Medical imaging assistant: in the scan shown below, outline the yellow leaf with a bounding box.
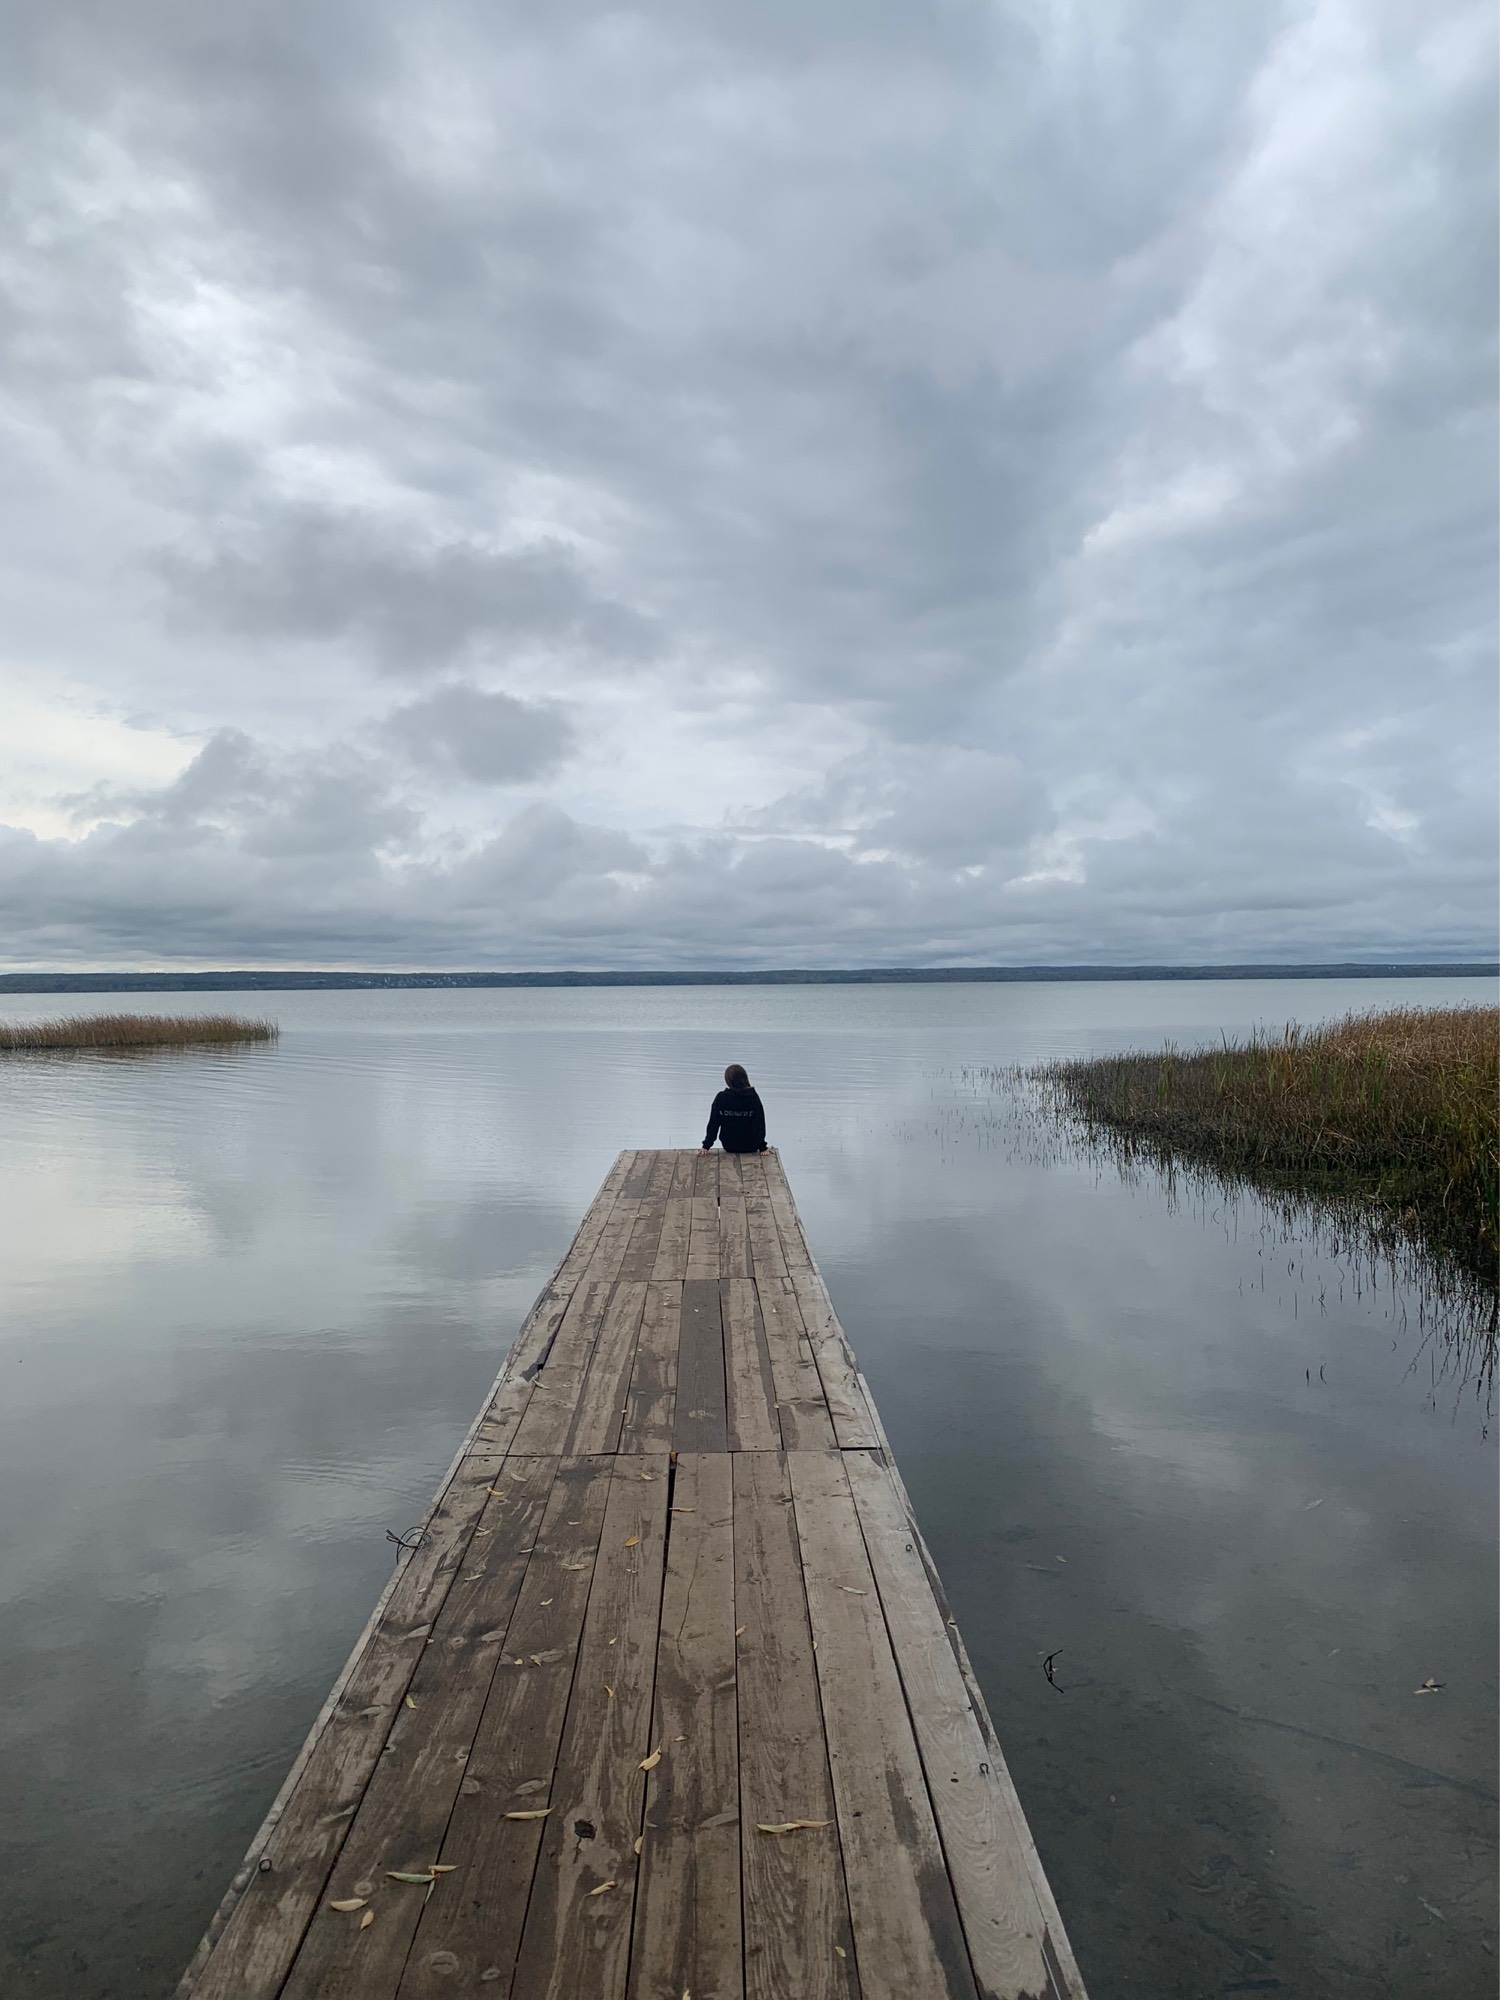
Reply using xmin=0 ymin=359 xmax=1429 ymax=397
xmin=605 ymin=1685 xmax=615 ymax=1699
xmin=639 ymin=1747 xmax=663 ymax=1771
xmin=405 ymin=1695 xmax=417 ymax=1710
xmin=756 ymin=1819 xmax=831 ymax=1835
xmin=639 ymin=1472 xmax=654 ymax=1481
xmin=734 ymin=1625 xmax=746 ymax=1637
xmin=624 ymin=1536 xmax=640 ymax=1548
xmin=359 ymin=1909 xmax=375 ymax=1930
xmin=587 ymin=1880 xmax=619 ymax=1896
xmin=671 ymin=1507 xmax=696 ymax=1514
xmin=483 ymin=1488 xmax=507 ymax=1498
xmin=329 ymin=1898 xmax=367 ymax=1912
xmin=503 ymin=1808 xmax=552 ymax=1821
xmin=430 ymin=1864 xmax=458 ymax=1873
xmin=634 ymin=1834 xmax=644 ymax=1856
xmin=834 ymin=1944 xmax=847 ymax=1959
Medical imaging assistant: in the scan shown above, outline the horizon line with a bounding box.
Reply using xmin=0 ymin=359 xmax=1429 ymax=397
xmin=0 ymin=960 xmax=1495 ymax=994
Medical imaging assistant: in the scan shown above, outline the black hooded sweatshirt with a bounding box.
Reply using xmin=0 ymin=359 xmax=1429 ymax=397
xmin=702 ymin=1085 xmax=767 ymax=1153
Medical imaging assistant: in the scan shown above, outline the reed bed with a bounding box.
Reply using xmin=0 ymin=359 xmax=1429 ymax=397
xmin=0 ymin=1012 xmax=279 ymax=1052
xmin=1042 ymin=1005 xmax=1498 ymax=1293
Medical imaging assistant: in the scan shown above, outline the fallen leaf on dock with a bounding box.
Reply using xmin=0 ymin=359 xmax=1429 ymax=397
xmin=639 ymin=1472 xmax=654 ymax=1482
xmin=386 ymin=1871 xmax=438 ymax=1884
xmin=837 ymin=1586 xmax=866 ymax=1595
xmin=605 ymin=1685 xmax=614 ymax=1699
xmin=640 ymin=1747 xmax=663 ymax=1771
xmin=405 ymin=1695 xmax=417 ymax=1710
xmin=1419 ymin=1898 xmax=1445 ymax=1920
xmin=513 ymin=1778 xmax=546 ymax=1794
xmin=834 ymin=1945 xmax=847 ymax=1960
xmin=430 ymin=1865 xmax=458 ymax=1873
xmin=504 ymin=1808 xmax=552 ymax=1821
xmin=483 ymin=1488 xmax=507 ymax=1498
xmin=624 ymin=1536 xmax=640 ymax=1548
xmin=329 ymin=1898 xmax=367 ymax=1912
xmin=359 ymin=1910 xmax=375 ymax=1929
xmin=560 ymin=1560 xmax=590 ymax=1571
xmin=671 ymin=1507 xmax=696 ymax=1513
xmin=756 ymin=1819 xmax=831 ymax=1835
xmin=735 ymin=1625 xmax=746 ymax=1637
xmin=587 ymin=1880 xmax=618 ymax=1896
xmin=1414 ymin=1678 xmax=1444 ymax=1694
xmin=634 ymin=1835 xmax=644 ymax=1856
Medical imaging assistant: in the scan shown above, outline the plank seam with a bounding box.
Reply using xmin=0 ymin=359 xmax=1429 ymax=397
xmin=782 ymin=1452 xmax=873 ymax=2000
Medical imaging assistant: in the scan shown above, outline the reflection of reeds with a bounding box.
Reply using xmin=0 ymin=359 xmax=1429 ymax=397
xmin=1039 ymin=1006 xmax=1498 ymax=1301
xmin=0 ymin=1012 xmax=279 ymax=1052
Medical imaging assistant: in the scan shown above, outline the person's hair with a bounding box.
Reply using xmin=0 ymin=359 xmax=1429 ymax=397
xmin=723 ymin=1063 xmax=750 ymax=1089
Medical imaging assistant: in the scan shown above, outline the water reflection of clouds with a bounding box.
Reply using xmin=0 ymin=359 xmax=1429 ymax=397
xmin=0 ymin=985 xmax=1493 ymax=1999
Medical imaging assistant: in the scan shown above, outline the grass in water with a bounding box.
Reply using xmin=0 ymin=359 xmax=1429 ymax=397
xmin=0 ymin=1012 xmax=279 ymax=1052
xmin=1042 ymin=1006 xmax=1498 ymax=1298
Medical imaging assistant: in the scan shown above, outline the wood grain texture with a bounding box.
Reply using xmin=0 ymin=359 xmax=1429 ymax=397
xmin=279 ymin=1455 xmax=560 ymax=1999
xmin=394 ymin=1455 xmax=616 ymax=1999
xmin=760 ymin=1159 xmax=816 ymax=1276
xmin=650 ymin=1200 xmax=691 ymax=1282
xmin=788 ymin=1449 xmax=979 ymax=2000
xmin=718 ymin=1179 xmax=750 ymax=1278
xmin=756 ymin=1275 xmax=836 ymax=1452
xmin=183 ymin=1456 xmax=504 ymax=2000
xmin=741 ymin=1168 xmax=790 ymax=1283
xmin=567 ymin=1280 xmax=648 ymax=1453
xmin=465 ymin=1285 xmax=570 ymax=1455
xmin=844 ymin=1448 xmax=1061 ymax=2000
xmin=627 ymin=1453 xmax=740 ymax=2000
xmin=733 ymin=1451 xmax=857 ymax=2000
xmin=780 ymin=1268 xmax=882 ymax=1450
xmin=508 ymin=1453 xmax=672 ymax=2000
xmin=686 ymin=1193 xmax=721 ymax=1278
xmin=553 ymin=1152 xmax=633 ymax=1289
xmin=618 ymin=1200 xmax=668 ymax=1282
xmin=722 ymin=1276 xmax=781 ymax=1452
xmin=508 ymin=1214 xmax=633 ymax=1454
xmin=674 ymin=1277 xmax=729 ymax=1452
xmin=619 ymin=1282 xmax=681 ymax=1452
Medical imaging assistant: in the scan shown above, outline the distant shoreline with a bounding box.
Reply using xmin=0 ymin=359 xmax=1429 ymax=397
xmin=0 ymin=963 xmax=1494 ymax=994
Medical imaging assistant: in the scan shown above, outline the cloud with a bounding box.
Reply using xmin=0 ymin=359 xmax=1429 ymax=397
xmin=382 ymin=683 xmax=575 ymax=784
xmin=0 ymin=0 xmax=1492 ymax=967
xmin=153 ymin=510 xmax=656 ymax=676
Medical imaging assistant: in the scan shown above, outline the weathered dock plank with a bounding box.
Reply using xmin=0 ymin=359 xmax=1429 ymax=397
xmin=181 ymin=1150 xmax=1085 ymax=2000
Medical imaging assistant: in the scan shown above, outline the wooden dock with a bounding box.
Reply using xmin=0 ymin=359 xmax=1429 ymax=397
xmin=180 ymin=1150 xmax=1085 ymax=2000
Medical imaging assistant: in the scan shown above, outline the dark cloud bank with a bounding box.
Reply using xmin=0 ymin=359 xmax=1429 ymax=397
xmin=0 ymin=0 xmax=1494 ymax=968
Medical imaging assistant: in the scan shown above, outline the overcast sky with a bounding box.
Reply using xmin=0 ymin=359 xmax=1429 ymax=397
xmin=1 ymin=0 xmax=1495 ymax=969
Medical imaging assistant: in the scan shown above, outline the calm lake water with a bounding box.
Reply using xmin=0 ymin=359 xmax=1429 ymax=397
xmin=0 ymin=978 xmax=1495 ymax=1999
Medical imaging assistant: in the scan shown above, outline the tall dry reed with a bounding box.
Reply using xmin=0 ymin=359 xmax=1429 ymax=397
xmin=0 ymin=1012 xmax=279 ymax=1051
xmin=1044 ymin=1005 xmax=1498 ymax=1291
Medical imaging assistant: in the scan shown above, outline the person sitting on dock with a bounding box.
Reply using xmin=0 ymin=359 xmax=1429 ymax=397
xmin=702 ymin=1063 xmax=769 ymax=1153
